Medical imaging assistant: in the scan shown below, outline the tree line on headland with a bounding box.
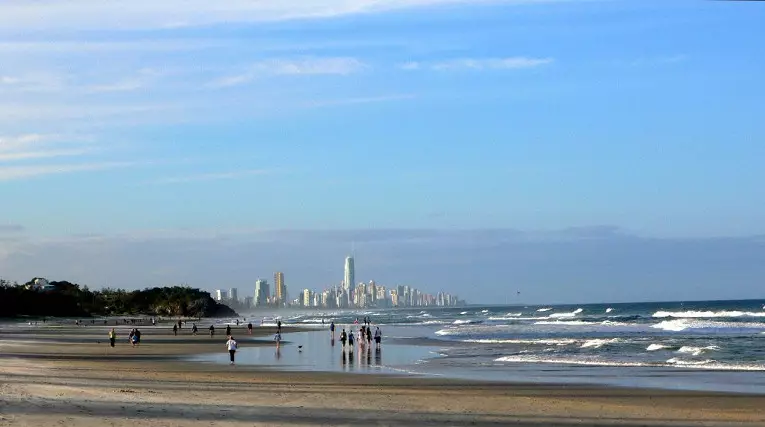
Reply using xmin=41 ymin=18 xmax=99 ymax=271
xmin=0 ymin=278 xmax=238 ymax=318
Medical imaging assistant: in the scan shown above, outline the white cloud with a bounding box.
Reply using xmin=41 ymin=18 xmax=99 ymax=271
xmin=0 ymin=161 xmax=137 ymax=182
xmin=402 ymin=57 xmax=554 ymax=71
xmin=0 ymin=1 xmax=556 ymax=32
xmin=155 ymin=169 xmax=271 ymax=184
xmin=0 ymin=148 xmax=92 ymax=162
xmin=629 ymin=54 xmax=688 ymax=67
xmin=211 ymin=57 xmax=367 ymax=88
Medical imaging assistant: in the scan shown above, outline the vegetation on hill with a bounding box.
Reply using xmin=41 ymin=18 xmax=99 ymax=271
xmin=0 ymin=279 xmax=238 ymax=318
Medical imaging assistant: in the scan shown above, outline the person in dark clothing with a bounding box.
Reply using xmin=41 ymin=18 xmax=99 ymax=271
xmin=340 ymin=329 xmax=347 ymax=349
xmin=173 ymin=324 xmax=178 ymax=336
xmin=225 ymin=325 xmax=231 ymax=337
xmin=366 ymin=326 xmax=372 ymax=345
xmin=277 ymin=319 xmax=282 ymax=333
xmin=330 ymin=321 xmax=335 ymax=340
xmin=209 ymin=325 xmax=215 ymax=337
xmin=247 ymin=322 xmax=253 ymax=335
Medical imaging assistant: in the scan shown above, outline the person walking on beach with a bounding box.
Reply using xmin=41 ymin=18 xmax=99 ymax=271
xmin=173 ymin=324 xmax=178 ymax=336
xmin=225 ymin=324 xmax=231 ymax=337
xmin=226 ymin=336 xmax=238 ymax=365
xmin=366 ymin=326 xmax=372 ymax=347
xmin=192 ymin=323 xmax=198 ymax=335
xmin=109 ymin=328 xmax=116 ymax=348
xmin=374 ymin=326 xmax=382 ymax=350
xmin=247 ymin=322 xmax=253 ymax=335
xmin=277 ymin=319 xmax=282 ymax=333
xmin=134 ymin=329 xmax=141 ymax=345
xmin=330 ymin=321 xmax=335 ymax=340
xmin=348 ymin=328 xmax=355 ymax=353
xmin=209 ymin=324 xmax=215 ymax=338
xmin=274 ymin=331 xmax=282 ymax=349
xmin=340 ymin=329 xmax=347 ymax=349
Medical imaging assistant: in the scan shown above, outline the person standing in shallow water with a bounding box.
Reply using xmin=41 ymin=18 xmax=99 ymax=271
xmin=374 ymin=326 xmax=382 ymax=350
xmin=108 ymin=328 xmax=116 ymax=347
xmin=226 ymin=336 xmax=238 ymax=365
xmin=348 ymin=328 xmax=355 ymax=353
xmin=340 ymin=328 xmax=347 ymax=349
xmin=330 ymin=321 xmax=335 ymax=340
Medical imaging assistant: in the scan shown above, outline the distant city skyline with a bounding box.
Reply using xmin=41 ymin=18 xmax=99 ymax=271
xmin=213 ymin=255 xmax=463 ymax=309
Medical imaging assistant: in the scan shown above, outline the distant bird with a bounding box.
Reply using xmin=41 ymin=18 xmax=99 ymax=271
xmin=298 ymin=345 xmax=303 ymax=352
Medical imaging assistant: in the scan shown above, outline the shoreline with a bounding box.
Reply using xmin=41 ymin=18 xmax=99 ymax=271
xmin=1 ymin=325 xmax=765 ymax=426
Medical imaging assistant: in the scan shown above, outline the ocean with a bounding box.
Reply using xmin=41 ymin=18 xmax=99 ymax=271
xmin=204 ymin=299 xmax=765 ymax=393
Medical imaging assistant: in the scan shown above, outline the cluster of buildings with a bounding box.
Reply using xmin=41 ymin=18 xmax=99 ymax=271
xmin=213 ymin=256 xmax=464 ymax=310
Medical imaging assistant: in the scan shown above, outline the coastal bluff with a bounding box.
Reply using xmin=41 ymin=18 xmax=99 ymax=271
xmin=0 ymin=279 xmax=237 ymax=318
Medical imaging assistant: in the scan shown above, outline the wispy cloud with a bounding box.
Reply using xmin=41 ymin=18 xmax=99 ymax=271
xmin=300 ymin=94 xmax=417 ymax=108
xmin=628 ymin=54 xmax=688 ymax=67
xmin=0 ymin=1 xmax=557 ymax=32
xmin=155 ymin=169 xmax=271 ymax=184
xmin=0 ymin=148 xmax=93 ymax=162
xmin=211 ymin=57 xmax=367 ymax=88
xmin=0 ymin=161 xmax=137 ymax=182
xmin=400 ymin=57 xmax=554 ymax=71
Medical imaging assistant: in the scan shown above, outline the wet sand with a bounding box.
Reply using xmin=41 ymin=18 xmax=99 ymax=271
xmin=1 ymin=324 xmax=764 ymax=426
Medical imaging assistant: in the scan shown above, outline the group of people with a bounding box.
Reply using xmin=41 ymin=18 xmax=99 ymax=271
xmin=337 ymin=322 xmax=382 ymax=352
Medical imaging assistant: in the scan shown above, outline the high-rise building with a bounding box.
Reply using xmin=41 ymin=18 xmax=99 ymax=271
xmin=229 ymin=288 xmax=238 ymax=303
xmin=274 ymin=272 xmax=286 ymax=305
xmin=344 ymin=256 xmax=354 ymax=292
xmin=215 ymin=289 xmax=227 ymax=301
xmin=302 ymin=289 xmax=312 ymax=307
xmin=254 ymin=279 xmax=270 ymax=307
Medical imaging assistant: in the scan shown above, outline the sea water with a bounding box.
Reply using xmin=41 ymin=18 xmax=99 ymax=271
xmin=198 ymin=299 xmax=765 ymax=393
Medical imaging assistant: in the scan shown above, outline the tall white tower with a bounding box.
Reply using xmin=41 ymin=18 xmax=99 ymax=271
xmin=344 ymin=256 xmax=355 ymax=293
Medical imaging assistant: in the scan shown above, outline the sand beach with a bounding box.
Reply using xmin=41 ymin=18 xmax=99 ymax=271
xmin=1 ymin=322 xmax=764 ymax=426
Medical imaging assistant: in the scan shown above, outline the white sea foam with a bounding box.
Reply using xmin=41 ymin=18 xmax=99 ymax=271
xmin=667 ymin=357 xmax=715 ymax=366
xmin=495 ymin=356 xmax=765 ymax=371
xmin=481 ymin=310 xmax=489 ymax=313
xmin=452 ymin=319 xmax=482 ymax=325
xmin=488 ymin=313 xmax=523 ymax=321
xmin=460 ymin=311 xmax=468 ymax=315
xmin=536 ymin=308 xmax=553 ymax=312
xmin=495 ymin=355 xmax=650 ymax=368
xmin=653 ymin=310 xmax=765 ymax=319
xmin=534 ymin=320 xmax=597 ymax=326
xmin=420 ymin=320 xmax=447 ymax=325
xmin=677 ymin=345 xmax=719 ymax=356
xmin=464 ymin=338 xmax=578 ymax=346
xmin=646 ymin=344 xmax=671 ymax=351
xmin=581 ymin=338 xmax=621 ymax=349
xmin=605 ymin=307 xmax=614 ymax=313
xmin=651 ymin=319 xmax=765 ymax=332
xmin=549 ymin=308 xmax=583 ymax=318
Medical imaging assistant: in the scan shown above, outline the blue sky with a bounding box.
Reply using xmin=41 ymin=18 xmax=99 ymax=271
xmin=1 ymin=0 xmax=764 ymax=302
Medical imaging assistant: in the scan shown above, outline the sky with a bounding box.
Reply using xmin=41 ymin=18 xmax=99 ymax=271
xmin=0 ymin=0 xmax=764 ymax=304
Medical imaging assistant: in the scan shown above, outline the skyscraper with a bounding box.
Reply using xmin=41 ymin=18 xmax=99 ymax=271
xmin=215 ymin=289 xmax=227 ymax=301
xmin=254 ymin=279 xmax=270 ymax=307
xmin=344 ymin=256 xmax=355 ymax=292
xmin=274 ymin=272 xmax=286 ymax=306
xmin=229 ymin=288 xmax=238 ymax=303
